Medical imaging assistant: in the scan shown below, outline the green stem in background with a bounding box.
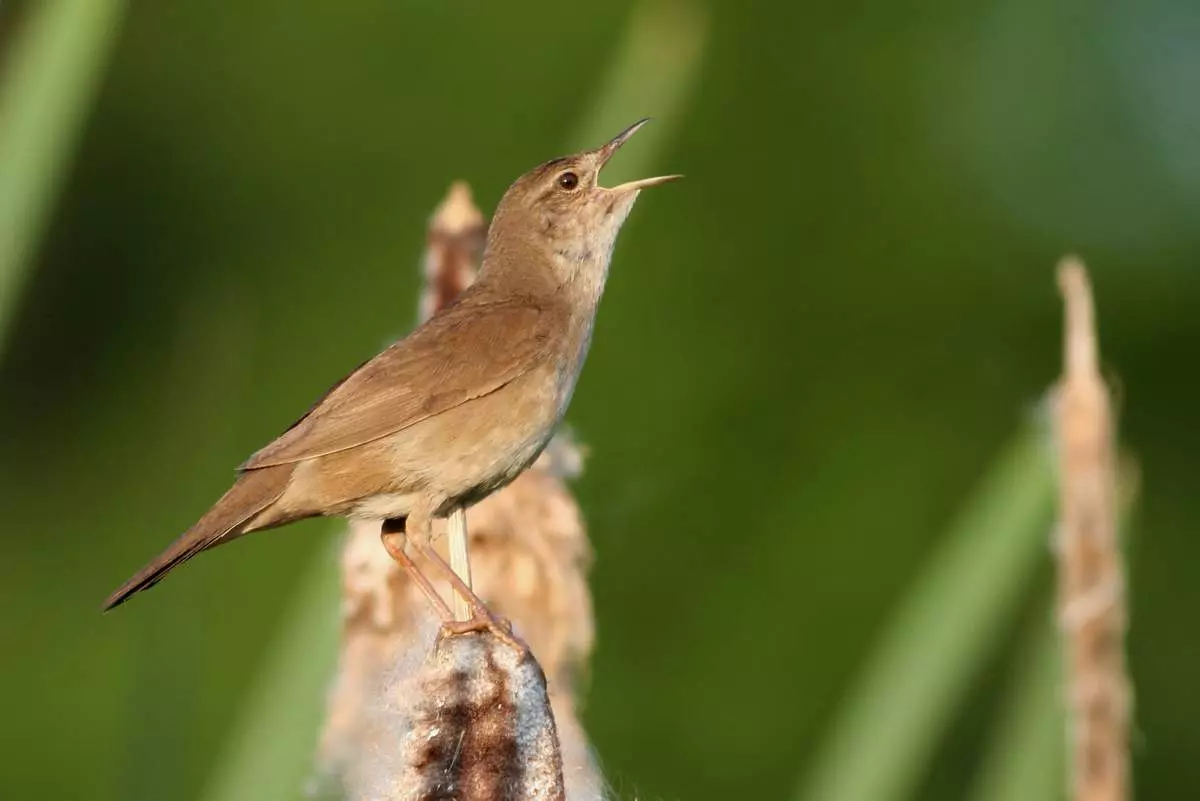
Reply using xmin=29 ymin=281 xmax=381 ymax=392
xmin=196 ymin=541 xmax=342 ymax=801
xmin=0 ymin=0 xmax=126 ymax=348
xmin=965 ymin=613 xmax=1064 ymax=801
xmin=569 ymin=0 xmax=708 ymax=183
xmin=794 ymin=425 xmax=1056 ymax=801
xmin=195 ymin=2 xmax=707 ymax=799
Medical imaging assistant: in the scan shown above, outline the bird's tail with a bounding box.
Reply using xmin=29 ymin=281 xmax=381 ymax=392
xmin=102 ymin=465 xmax=293 ymax=611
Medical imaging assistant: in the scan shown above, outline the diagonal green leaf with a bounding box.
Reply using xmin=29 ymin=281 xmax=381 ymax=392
xmin=568 ymin=0 xmax=708 ymax=182
xmin=966 ymin=613 xmax=1064 ymax=801
xmin=196 ymin=540 xmax=342 ymax=801
xmin=794 ymin=424 xmax=1056 ymax=801
xmin=0 ymin=0 xmax=126 ymax=346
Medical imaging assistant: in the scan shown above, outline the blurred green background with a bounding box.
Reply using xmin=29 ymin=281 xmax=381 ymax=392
xmin=1 ymin=1 xmax=1197 ymax=800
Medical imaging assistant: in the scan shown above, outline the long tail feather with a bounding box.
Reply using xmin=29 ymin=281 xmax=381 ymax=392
xmin=102 ymin=466 xmax=292 ymax=611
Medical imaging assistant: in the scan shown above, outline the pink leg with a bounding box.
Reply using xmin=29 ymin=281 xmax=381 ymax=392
xmin=380 ymin=518 xmax=455 ymax=622
xmin=408 ymin=506 xmax=528 ymax=654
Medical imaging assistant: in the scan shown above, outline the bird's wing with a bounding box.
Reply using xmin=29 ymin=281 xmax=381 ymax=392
xmin=241 ymin=297 xmax=558 ymax=470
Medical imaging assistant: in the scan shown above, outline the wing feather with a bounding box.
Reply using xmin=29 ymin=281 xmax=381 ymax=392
xmin=241 ymin=297 xmax=557 ymax=470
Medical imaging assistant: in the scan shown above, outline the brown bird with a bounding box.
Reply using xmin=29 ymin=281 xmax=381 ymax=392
xmin=103 ymin=119 xmax=679 ymax=640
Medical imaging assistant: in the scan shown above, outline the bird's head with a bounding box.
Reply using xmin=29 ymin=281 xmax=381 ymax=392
xmin=486 ymin=119 xmax=680 ymax=291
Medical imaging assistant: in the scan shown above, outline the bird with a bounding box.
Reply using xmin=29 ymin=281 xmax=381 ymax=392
xmin=103 ymin=119 xmax=680 ymax=642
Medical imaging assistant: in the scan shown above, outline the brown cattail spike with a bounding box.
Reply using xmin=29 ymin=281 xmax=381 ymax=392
xmin=396 ymin=632 xmax=565 ymax=801
xmin=1053 ymin=255 xmax=1130 ymax=801
xmin=420 ymin=181 xmax=486 ymax=322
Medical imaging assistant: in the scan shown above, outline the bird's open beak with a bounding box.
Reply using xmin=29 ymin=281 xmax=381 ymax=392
xmin=608 ymin=174 xmax=684 ymax=192
xmin=597 ymin=118 xmax=684 ymax=192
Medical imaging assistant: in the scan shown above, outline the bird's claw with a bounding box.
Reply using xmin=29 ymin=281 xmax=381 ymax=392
xmin=437 ymin=609 xmax=526 ymax=654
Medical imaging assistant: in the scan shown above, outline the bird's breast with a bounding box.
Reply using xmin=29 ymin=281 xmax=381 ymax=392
xmin=550 ymin=307 xmax=599 ymax=418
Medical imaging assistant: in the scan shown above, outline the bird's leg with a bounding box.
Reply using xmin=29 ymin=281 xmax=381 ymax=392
xmin=407 ymin=506 xmax=527 ymax=653
xmin=380 ymin=517 xmax=455 ymax=622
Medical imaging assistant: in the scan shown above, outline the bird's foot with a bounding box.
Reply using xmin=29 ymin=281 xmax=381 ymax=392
xmin=438 ymin=607 xmax=528 ymax=655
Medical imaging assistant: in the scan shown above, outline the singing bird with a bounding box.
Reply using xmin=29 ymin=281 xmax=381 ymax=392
xmin=103 ymin=120 xmax=679 ymax=637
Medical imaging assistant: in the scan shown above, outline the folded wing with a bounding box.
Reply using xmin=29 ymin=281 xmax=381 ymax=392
xmin=242 ymin=297 xmax=558 ymax=470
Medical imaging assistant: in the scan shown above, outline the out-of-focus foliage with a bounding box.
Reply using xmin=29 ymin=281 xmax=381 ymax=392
xmin=794 ymin=427 xmax=1056 ymax=801
xmin=1 ymin=1 xmax=1195 ymax=800
xmin=966 ymin=616 xmax=1064 ymax=801
xmin=0 ymin=0 xmax=125 ymax=343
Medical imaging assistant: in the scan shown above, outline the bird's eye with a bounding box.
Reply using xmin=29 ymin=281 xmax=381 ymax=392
xmin=557 ymin=171 xmax=579 ymax=190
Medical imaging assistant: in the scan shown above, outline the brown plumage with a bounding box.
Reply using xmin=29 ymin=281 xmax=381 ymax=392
xmin=102 ymin=119 xmax=679 ymax=625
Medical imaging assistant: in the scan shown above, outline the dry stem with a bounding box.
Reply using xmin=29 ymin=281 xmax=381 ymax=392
xmin=1053 ymin=255 xmax=1131 ymax=801
xmin=448 ymin=506 xmax=472 ymax=621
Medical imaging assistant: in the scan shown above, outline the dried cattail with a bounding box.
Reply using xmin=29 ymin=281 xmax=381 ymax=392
xmin=418 ymin=180 xmax=485 ymax=322
xmin=1052 ymin=256 xmax=1131 ymax=801
xmin=350 ymin=630 xmax=566 ymax=801
xmin=317 ymin=183 xmax=604 ymax=800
